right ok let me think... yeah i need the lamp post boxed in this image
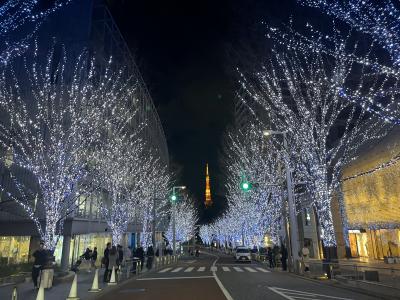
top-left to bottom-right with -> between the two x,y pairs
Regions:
263,130 -> 300,273
171,185 -> 186,255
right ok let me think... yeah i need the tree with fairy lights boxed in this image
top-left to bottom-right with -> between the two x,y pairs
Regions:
297,0 -> 400,68
0,47 -> 122,250
239,40 -> 395,247
219,124 -> 284,248
0,0 -> 72,64
92,134 -> 144,246
135,156 -> 170,248
166,195 -> 198,247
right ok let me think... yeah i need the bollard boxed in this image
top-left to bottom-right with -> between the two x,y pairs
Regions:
108,266 -> 117,285
66,273 -> 79,300
88,269 -> 101,293
11,286 -> 17,300
36,285 -> 44,300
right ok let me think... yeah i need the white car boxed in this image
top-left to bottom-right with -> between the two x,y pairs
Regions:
235,246 -> 251,262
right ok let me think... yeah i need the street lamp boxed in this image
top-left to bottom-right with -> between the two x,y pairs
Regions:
263,130 -> 300,273
171,185 -> 186,255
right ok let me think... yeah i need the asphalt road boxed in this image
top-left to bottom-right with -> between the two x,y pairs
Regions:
95,251 -> 379,300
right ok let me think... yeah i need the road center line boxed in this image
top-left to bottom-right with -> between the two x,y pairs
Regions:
211,255 -> 234,300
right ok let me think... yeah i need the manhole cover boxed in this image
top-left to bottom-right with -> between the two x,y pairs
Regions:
119,288 -> 146,293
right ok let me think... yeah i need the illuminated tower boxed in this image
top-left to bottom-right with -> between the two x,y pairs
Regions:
205,163 -> 212,207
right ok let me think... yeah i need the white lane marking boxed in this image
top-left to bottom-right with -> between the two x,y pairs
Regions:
210,266 -> 217,272
184,267 -> 194,272
255,267 -> 270,273
222,267 -> 230,272
138,276 -> 214,281
244,267 -> 257,273
171,267 -> 183,272
268,287 -> 353,300
158,268 -> 172,273
197,267 -> 206,272
233,267 -> 243,272
212,257 -> 234,300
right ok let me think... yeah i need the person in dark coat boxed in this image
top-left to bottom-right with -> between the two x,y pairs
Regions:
103,242 -> 111,282
267,247 -> 275,269
136,246 -> 145,270
32,241 -> 47,289
117,245 -> 124,265
146,245 -> 154,270
91,247 -> 98,267
82,248 -> 92,260
281,244 -> 288,271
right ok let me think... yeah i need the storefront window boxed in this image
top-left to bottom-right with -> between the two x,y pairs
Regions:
349,230 -> 369,258
70,233 -> 112,267
377,229 -> 400,257
0,236 -> 31,265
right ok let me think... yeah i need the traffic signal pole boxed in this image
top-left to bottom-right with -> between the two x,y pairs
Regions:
283,132 -> 300,273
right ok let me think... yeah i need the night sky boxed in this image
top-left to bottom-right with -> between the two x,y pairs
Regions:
107,0 -> 314,221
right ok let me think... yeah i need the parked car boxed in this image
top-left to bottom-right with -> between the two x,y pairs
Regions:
235,246 -> 251,263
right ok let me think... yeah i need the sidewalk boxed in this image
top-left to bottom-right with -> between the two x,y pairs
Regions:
0,266 -> 148,300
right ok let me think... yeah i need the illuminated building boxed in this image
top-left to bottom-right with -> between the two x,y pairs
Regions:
339,128 -> 400,260
205,163 -> 213,207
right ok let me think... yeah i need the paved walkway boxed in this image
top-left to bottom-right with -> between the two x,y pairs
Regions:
0,267 -> 145,300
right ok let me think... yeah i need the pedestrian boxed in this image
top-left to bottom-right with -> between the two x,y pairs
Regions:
125,246 -> 132,260
92,247 -> 98,268
82,248 -> 92,261
146,245 -> 154,270
166,243 -> 172,255
281,244 -> 288,271
32,241 -> 47,289
301,246 -> 310,272
267,247 -> 275,269
136,246 -> 145,270
102,242 -> 111,283
117,245 -> 124,266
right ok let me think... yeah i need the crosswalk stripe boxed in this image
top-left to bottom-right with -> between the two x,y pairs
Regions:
197,267 -> 206,272
211,266 -> 217,272
184,267 -> 194,272
222,267 -> 230,272
233,267 -> 243,272
171,267 -> 183,272
255,267 -> 270,273
244,267 -> 257,273
159,268 -> 172,273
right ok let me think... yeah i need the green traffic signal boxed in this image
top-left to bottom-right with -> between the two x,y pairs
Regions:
241,181 -> 251,191
171,194 -> 177,201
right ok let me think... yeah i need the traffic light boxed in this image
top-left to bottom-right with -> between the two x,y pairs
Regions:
240,181 -> 251,191
171,194 -> 177,201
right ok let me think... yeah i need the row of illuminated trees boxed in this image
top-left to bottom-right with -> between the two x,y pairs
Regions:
201,0 -> 400,253
0,0 -> 199,252
0,44 -> 197,251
